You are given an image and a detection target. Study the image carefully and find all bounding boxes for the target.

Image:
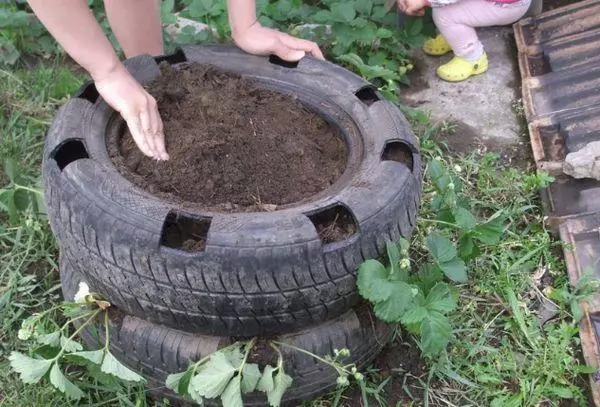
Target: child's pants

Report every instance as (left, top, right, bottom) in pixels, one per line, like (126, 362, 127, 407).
(433, 0, 531, 60)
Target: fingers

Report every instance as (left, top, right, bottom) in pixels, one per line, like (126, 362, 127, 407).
(147, 97, 169, 160)
(280, 34, 325, 60)
(272, 39, 306, 62)
(124, 114, 154, 159)
(126, 96, 168, 161)
(153, 111, 169, 160)
(139, 109, 157, 157)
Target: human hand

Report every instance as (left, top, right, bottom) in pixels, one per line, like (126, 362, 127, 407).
(93, 63, 169, 160)
(233, 22, 325, 62)
(397, 0, 428, 15)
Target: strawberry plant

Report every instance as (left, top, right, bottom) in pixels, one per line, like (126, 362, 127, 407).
(357, 158, 507, 357)
(9, 283, 145, 401)
(167, 338, 367, 407)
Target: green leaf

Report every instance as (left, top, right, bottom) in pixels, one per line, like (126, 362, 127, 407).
(458, 234, 480, 260)
(189, 351, 236, 398)
(257, 365, 276, 393)
(574, 365, 597, 374)
(60, 336, 83, 353)
(49, 363, 84, 400)
(406, 16, 423, 36)
(549, 386, 574, 399)
(331, 3, 356, 23)
(3, 157, 16, 182)
(439, 258, 468, 283)
(0, 38, 20, 65)
(267, 370, 293, 407)
(241, 363, 261, 393)
(376, 27, 393, 39)
(400, 306, 428, 325)
(426, 233, 457, 264)
(373, 281, 415, 322)
(312, 10, 332, 23)
(9, 352, 53, 384)
(221, 375, 243, 407)
(357, 260, 392, 303)
(570, 300, 584, 322)
(386, 242, 401, 275)
(68, 349, 104, 365)
(223, 346, 244, 369)
(426, 283, 458, 313)
(417, 264, 444, 293)
(166, 368, 195, 396)
(166, 371, 186, 394)
(505, 287, 538, 350)
(37, 331, 61, 347)
(454, 207, 477, 230)
(101, 351, 145, 382)
(474, 212, 505, 245)
(420, 311, 452, 356)
(354, 0, 373, 15)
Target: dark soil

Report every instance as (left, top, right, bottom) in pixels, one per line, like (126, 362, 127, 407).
(336, 337, 428, 406)
(108, 63, 347, 213)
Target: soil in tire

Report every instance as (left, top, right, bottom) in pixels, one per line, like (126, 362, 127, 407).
(108, 62, 348, 213)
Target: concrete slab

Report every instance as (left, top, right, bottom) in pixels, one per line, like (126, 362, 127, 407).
(401, 27, 523, 148)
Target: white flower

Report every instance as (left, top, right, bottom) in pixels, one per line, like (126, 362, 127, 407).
(454, 165, 462, 173)
(74, 282, 90, 303)
(18, 327, 32, 340)
(400, 258, 411, 269)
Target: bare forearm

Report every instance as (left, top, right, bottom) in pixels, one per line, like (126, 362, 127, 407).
(227, 0, 257, 39)
(27, 0, 120, 80)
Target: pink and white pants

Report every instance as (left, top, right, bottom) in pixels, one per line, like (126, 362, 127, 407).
(432, 0, 531, 61)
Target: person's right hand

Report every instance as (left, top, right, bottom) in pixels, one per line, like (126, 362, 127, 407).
(93, 63, 169, 160)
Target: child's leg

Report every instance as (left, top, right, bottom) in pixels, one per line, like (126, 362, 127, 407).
(432, 0, 530, 61)
(103, 0, 163, 58)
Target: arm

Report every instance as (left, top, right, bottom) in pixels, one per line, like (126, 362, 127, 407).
(27, 0, 120, 81)
(27, 0, 168, 160)
(226, 0, 324, 61)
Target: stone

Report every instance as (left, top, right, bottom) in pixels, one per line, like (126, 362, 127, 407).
(564, 141, 600, 180)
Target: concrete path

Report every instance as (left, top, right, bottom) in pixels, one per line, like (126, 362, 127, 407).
(400, 27, 530, 165)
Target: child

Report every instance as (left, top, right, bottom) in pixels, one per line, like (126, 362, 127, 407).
(397, 0, 531, 82)
(26, 0, 324, 160)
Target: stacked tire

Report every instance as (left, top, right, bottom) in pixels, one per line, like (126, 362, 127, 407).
(43, 45, 421, 405)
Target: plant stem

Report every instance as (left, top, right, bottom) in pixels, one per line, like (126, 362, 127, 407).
(190, 341, 243, 375)
(103, 310, 110, 349)
(271, 340, 347, 374)
(419, 218, 460, 229)
(54, 308, 101, 360)
(239, 337, 256, 371)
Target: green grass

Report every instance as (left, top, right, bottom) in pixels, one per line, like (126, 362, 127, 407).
(0, 54, 592, 407)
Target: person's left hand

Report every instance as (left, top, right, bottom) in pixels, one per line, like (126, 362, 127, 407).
(233, 22, 325, 62)
(397, 0, 428, 15)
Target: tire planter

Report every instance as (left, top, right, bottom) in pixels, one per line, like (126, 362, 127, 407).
(44, 45, 421, 336)
(60, 255, 392, 407)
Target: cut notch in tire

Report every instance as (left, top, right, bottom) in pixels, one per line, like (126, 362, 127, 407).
(355, 86, 380, 106)
(307, 204, 358, 244)
(160, 211, 211, 252)
(75, 81, 99, 104)
(51, 139, 90, 171)
(154, 48, 187, 65)
(382, 140, 414, 172)
(268, 54, 299, 69)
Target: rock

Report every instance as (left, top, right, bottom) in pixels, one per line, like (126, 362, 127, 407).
(564, 141, 600, 180)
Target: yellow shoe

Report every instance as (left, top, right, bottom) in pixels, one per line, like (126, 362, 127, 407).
(436, 53, 489, 82)
(423, 34, 452, 56)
